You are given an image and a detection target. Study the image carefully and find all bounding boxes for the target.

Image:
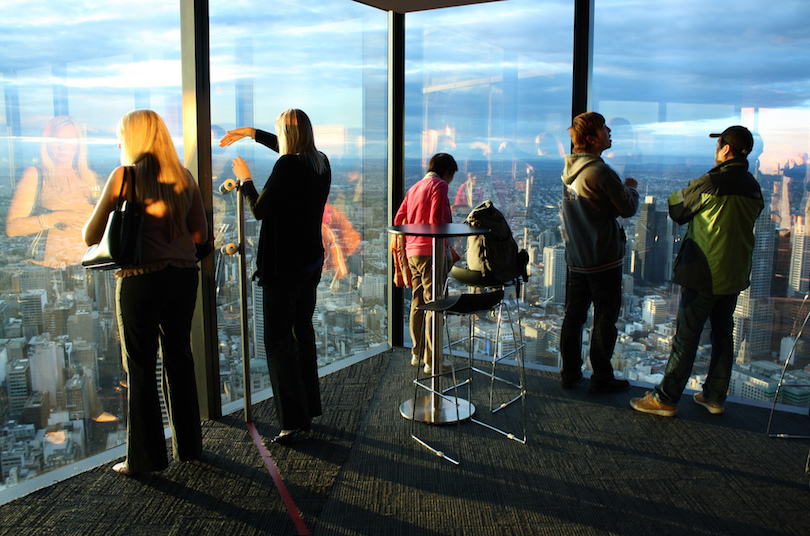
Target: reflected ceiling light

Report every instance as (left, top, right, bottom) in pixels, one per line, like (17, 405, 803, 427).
(45, 430, 67, 444)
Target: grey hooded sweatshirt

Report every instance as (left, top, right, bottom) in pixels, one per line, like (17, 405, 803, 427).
(560, 153, 639, 273)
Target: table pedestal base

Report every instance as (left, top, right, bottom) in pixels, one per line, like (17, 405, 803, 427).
(400, 396, 475, 424)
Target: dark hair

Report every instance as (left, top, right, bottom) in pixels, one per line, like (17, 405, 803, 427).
(428, 153, 458, 178)
(568, 112, 606, 150)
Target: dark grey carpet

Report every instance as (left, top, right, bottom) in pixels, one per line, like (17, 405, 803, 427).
(1, 348, 809, 535)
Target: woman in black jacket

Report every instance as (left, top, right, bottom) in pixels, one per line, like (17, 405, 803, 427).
(222, 109, 331, 444)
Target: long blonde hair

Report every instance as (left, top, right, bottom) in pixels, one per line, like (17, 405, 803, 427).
(118, 110, 191, 234)
(40, 116, 97, 197)
(276, 109, 327, 174)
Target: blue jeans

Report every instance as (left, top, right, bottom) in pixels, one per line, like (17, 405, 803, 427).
(655, 287, 738, 406)
(560, 266, 622, 384)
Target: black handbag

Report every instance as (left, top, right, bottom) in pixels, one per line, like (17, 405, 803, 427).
(81, 167, 143, 270)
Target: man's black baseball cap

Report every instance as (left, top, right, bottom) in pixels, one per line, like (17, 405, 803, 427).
(710, 125, 754, 156)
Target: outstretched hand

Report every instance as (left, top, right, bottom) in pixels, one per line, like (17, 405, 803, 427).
(220, 127, 256, 147)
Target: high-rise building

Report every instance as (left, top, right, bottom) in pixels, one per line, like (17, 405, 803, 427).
(0, 301, 10, 339)
(538, 229, 559, 252)
(770, 177, 792, 231)
(18, 266, 48, 296)
(19, 289, 46, 340)
(65, 374, 89, 420)
(252, 282, 265, 364)
(623, 234, 634, 276)
(734, 213, 775, 362)
(44, 297, 74, 339)
(642, 295, 668, 329)
(67, 312, 96, 345)
(74, 291, 93, 314)
(788, 216, 810, 298)
(91, 271, 116, 313)
(27, 336, 65, 404)
(543, 245, 566, 305)
(634, 197, 672, 286)
(360, 274, 386, 301)
(21, 391, 50, 429)
(71, 340, 97, 372)
(6, 359, 31, 418)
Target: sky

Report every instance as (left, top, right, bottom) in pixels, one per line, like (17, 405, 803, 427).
(1, 0, 809, 172)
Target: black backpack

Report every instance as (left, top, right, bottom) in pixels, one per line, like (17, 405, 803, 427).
(465, 200, 528, 283)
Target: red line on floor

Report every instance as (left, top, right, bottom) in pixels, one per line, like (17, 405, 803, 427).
(247, 422, 310, 536)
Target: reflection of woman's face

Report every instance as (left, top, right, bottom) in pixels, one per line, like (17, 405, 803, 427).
(48, 125, 79, 167)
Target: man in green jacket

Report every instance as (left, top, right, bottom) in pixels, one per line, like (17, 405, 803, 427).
(631, 126, 764, 417)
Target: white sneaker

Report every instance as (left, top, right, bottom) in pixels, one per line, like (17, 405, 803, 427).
(410, 354, 421, 367)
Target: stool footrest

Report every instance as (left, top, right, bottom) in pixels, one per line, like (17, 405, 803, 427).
(491, 392, 525, 414)
(470, 418, 527, 444)
(411, 434, 460, 465)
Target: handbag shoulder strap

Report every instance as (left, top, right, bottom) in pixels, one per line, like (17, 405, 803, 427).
(116, 166, 136, 209)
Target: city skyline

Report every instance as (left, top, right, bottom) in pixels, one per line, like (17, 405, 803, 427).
(2, 0, 810, 495)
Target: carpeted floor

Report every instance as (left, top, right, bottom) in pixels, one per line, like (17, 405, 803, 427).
(1, 347, 809, 535)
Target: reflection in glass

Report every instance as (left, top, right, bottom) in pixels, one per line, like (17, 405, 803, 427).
(593, 0, 810, 410)
(6, 116, 99, 269)
(0, 1, 181, 491)
(0, 0, 808, 496)
(209, 0, 388, 407)
(406, 0, 574, 371)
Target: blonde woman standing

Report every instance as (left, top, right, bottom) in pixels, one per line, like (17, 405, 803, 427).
(83, 110, 208, 475)
(222, 109, 331, 444)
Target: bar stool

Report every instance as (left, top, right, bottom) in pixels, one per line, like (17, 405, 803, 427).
(422, 267, 527, 444)
(408, 290, 507, 464)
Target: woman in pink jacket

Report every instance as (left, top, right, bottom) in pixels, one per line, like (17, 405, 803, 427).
(394, 153, 457, 374)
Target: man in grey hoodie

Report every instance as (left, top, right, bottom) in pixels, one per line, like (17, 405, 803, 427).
(559, 112, 640, 392)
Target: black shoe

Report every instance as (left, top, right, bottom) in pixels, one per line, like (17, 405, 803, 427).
(589, 378, 630, 393)
(270, 428, 310, 445)
(560, 373, 583, 389)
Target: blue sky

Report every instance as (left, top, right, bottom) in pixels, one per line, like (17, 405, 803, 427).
(1, 0, 809, 171)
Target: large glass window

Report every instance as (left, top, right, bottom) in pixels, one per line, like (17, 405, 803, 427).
(208, 1, 389, 408)
(592, 0, 810, 409)
(405, 0, 574, 368)
(0, 3, 182, 488)
(1, 0, 807, 498)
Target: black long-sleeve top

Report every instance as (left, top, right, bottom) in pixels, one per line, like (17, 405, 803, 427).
(241, 129, 331, 282)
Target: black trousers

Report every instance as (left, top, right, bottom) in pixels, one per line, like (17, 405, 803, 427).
(262, 268, 323, 430)
(116, 266, 202, 471)
(560, 266, 622, 385)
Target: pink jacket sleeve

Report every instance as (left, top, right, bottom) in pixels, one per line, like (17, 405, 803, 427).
(430, 180, 452, 224)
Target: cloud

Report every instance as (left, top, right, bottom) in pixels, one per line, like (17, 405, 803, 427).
(1, 0, 810, 165)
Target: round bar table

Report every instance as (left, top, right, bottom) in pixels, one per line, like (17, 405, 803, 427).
(388, 223, 490, 424)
